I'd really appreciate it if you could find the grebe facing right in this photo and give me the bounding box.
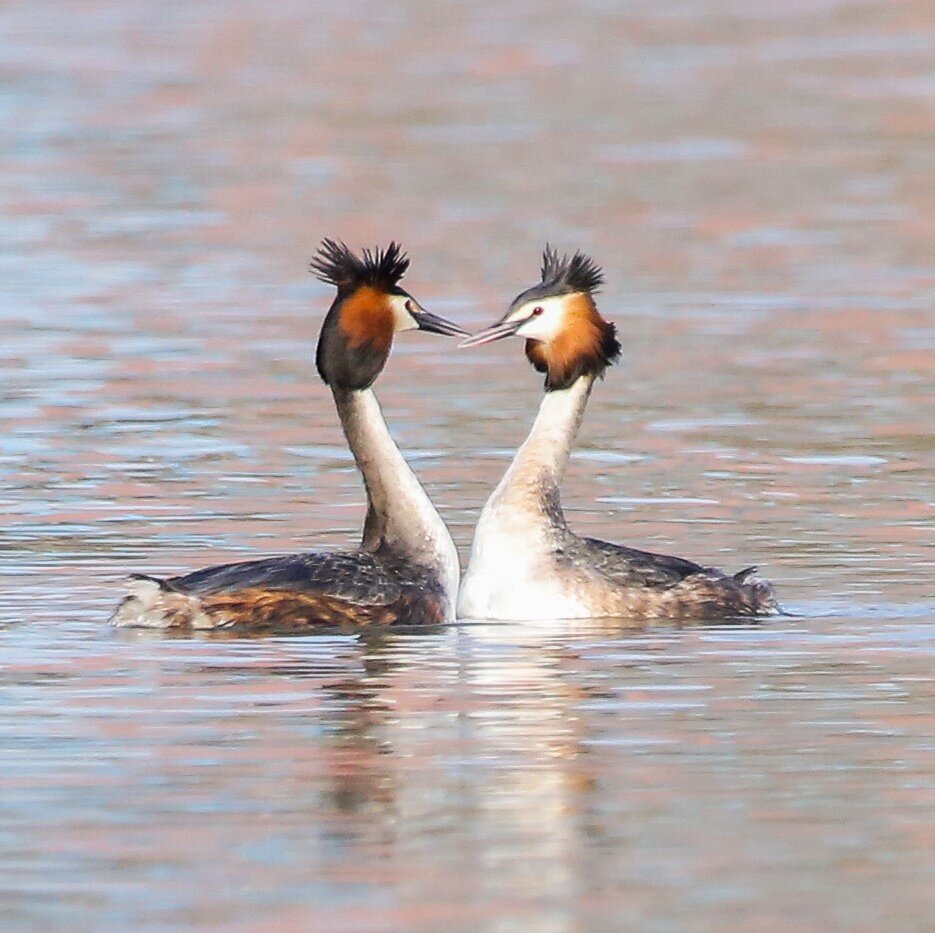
[458,247,779,622]
[113,240,467,631]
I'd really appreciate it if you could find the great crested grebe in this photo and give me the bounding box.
[458,247,779,621]
[112,240,468,630]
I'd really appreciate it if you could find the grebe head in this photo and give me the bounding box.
[312,239,468,390]
[460,246,621,390]
[460,246,620,391]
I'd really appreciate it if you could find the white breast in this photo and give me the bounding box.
[457,505,589,621]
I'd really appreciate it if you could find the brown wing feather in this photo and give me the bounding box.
[201,588,395,628]
[571,536,779,617]
[199,586,449,631]
[113,550,450,630]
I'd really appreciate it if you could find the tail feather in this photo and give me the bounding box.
[735,568,781,615]
[111,574,208,628]
[128,572,180,593]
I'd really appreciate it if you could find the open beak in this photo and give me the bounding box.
[411,308,471,338]
[458,318,522,348]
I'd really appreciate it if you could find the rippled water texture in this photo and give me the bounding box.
[2,0,934,928]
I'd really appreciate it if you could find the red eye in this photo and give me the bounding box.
[532,306,544,316]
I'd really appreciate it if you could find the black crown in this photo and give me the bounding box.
[539,245,604,294]
[310,239,410,292]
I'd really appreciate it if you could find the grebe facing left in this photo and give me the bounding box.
[113,240,468,631]
[458,247,779,622]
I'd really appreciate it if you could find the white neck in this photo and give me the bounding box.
[333,388,460,609]
[458,375,595,620]
[486,375,594,523]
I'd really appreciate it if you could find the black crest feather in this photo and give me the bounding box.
[540,245,604,294]
[310,239,410,292]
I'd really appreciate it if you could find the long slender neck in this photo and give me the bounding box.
[488,374,595,523]
[332,387,459,598]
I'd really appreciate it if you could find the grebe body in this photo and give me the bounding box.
[113,241,466,631]
[458,248,779,622]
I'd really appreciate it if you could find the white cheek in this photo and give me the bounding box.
[390,296,418,331]
[516,313,561,341]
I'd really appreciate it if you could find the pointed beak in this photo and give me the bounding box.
[410,308,470,338]
[458,318,523,348]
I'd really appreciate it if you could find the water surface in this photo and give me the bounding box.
[2,0,933,928]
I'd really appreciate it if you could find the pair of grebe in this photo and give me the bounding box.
[113,241,778,629]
